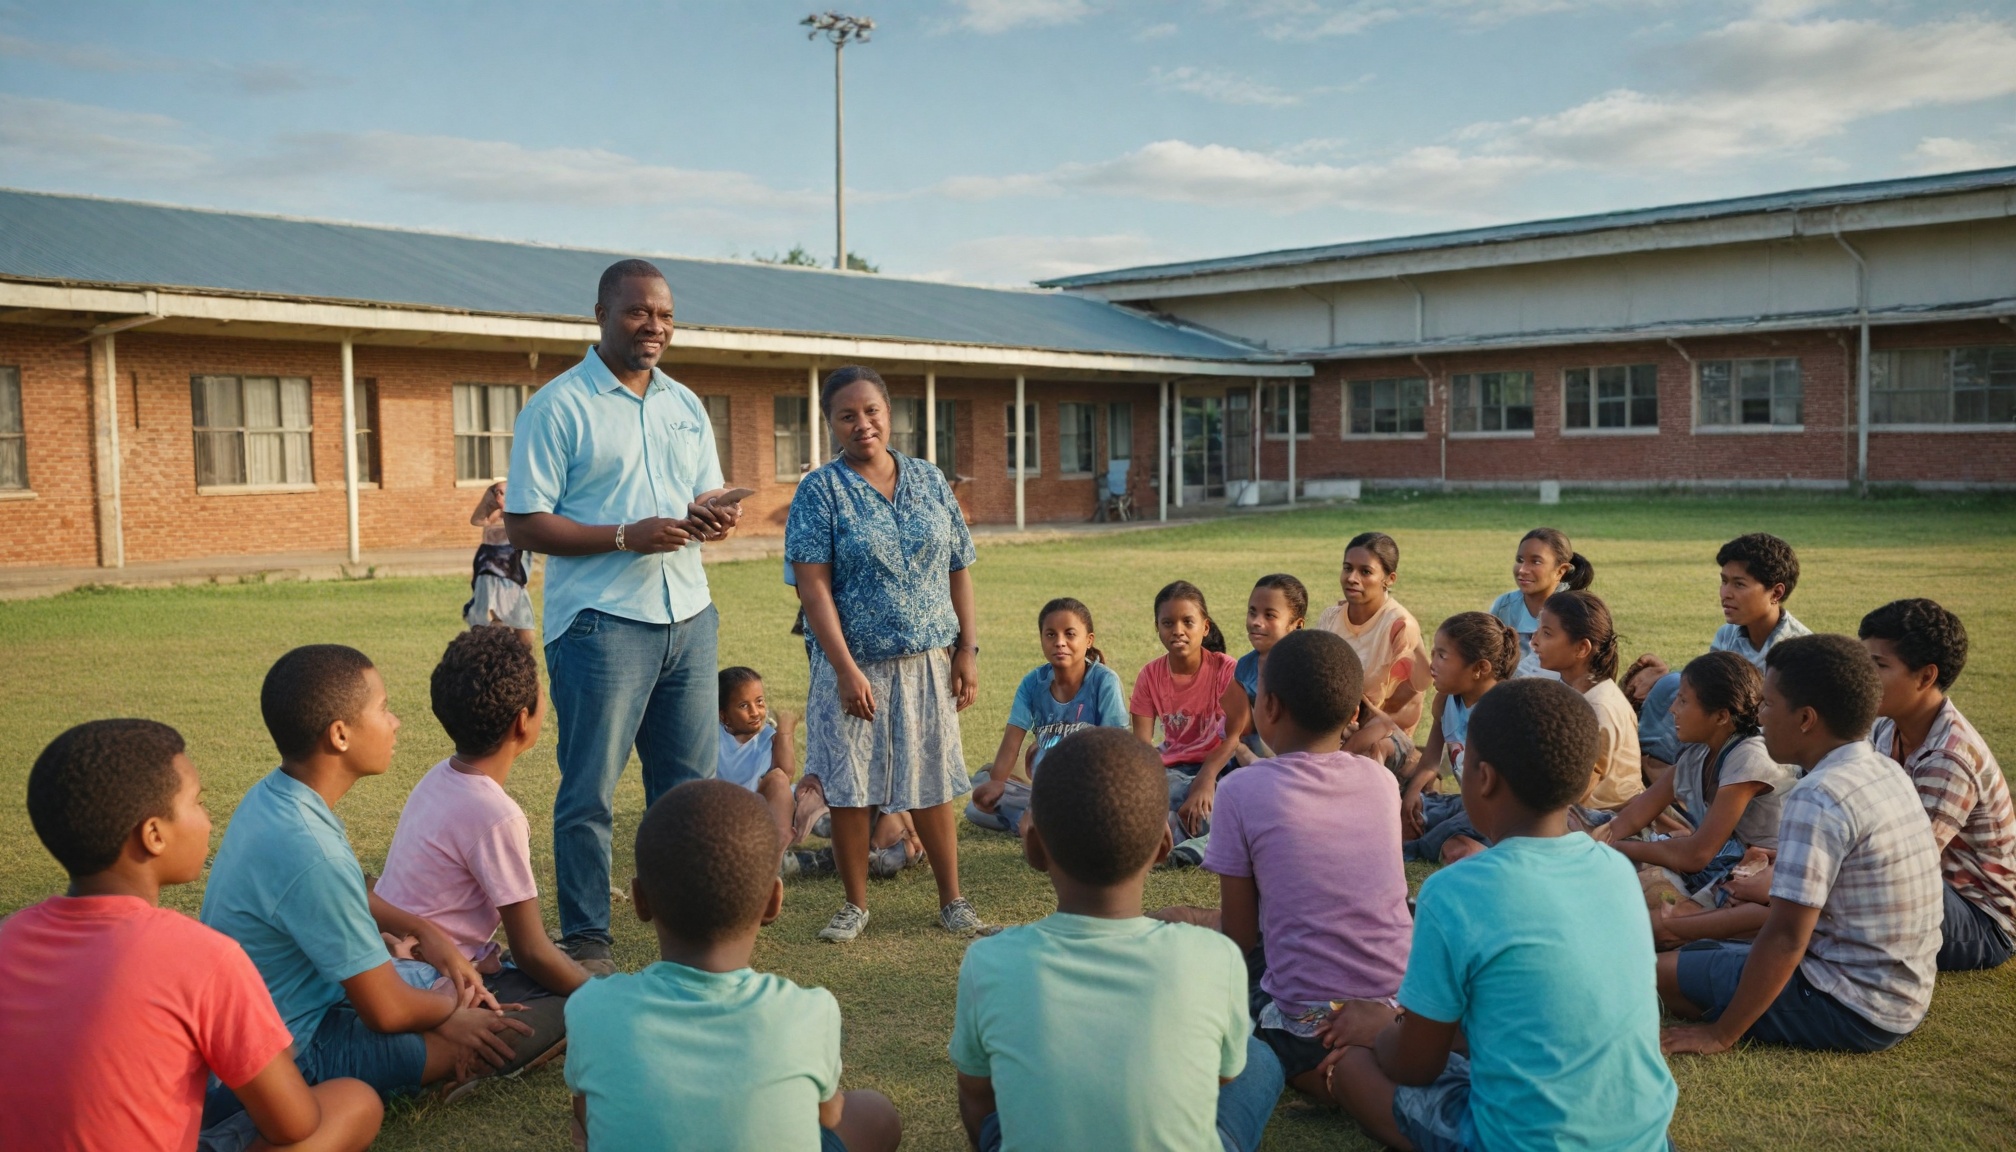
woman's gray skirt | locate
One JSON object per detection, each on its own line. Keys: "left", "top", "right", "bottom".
{"left": 806, "top": 646, "right": 969, "bottom": 812}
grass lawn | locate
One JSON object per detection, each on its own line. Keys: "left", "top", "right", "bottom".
{"left": 4, "top": 490, "right": 2016, "bottom": 1151}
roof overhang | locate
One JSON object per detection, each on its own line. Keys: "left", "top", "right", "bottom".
{"left": 0, "top": 278, "right": 1309, "bottom": 380}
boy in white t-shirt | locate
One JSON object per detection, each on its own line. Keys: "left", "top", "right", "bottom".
{"left": 375, "top": 626, "right": 591, "bottom": 1074}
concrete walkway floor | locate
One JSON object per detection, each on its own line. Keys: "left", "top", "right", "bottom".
{"left": 0, "top": 503, "right": 1314, "bottom": 602}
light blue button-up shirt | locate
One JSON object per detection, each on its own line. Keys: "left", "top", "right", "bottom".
{"left": 506, "top": 350, "right": 725, "bottom": 643}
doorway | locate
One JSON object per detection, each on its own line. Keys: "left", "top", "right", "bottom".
{"left": 1180, "top": 389, "right": 1254, "bottom": 503}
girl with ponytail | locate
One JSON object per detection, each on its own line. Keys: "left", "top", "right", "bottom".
{"left": 1591, "top": 651, "right": 1801, "bottom": 929}
{"left": 967, "top": 598, "right": 1130, "bottom": 834}
{"left": 1532, "top": 589, "right": 1645, "bottom": 816}
{"left": 1490, "top": 527, "right": 1595, "bottom": 678}
{"left": 1131, "top": 581, "right": 1250, "bottom": 843}
{"left": 1401, "top": 612, "right": 1522, "bottom": 864}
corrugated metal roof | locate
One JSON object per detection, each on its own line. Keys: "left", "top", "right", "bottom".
{"left": 0, "top": 188, "right": 1259, "bottom": 361}
{"left": 1042, "top": 166, "right": 2016, "bottom": 290}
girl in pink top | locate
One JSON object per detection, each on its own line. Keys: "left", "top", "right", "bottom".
{"left": 1129, "top": 580, "right": 1251, "bottom": 840}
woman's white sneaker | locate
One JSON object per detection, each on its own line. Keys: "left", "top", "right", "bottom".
{"left": 818, "top": 902, "right": 870, "bottom": 942}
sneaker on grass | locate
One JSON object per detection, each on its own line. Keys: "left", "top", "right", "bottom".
{"left": 1166, "top": 834, "right": 1208, "bottom": 869}
{"left": 440, "top": 992, "right": 569, "bottom": 1103}
{"left": 811, "top": 812, "right": 832, "bottom": 840}
{"left": 782, "top": 847, "right": 836, "bottom": 879}
{"left": 939, "top": 898, "right": 1000, "bottom": 937}
{"left": 557, "top": 937, "right": 618, "bottom": 978}
{"left": 818, "top": 902, "right": 870, "bottom": 943}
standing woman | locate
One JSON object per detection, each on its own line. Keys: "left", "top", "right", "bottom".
{"left": 787, "top": 366, "right": 993, "bottom": 942}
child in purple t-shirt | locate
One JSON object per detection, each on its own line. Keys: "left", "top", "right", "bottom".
{"left": 1199, "top": 629, "right": 1413, "bottom": 1099}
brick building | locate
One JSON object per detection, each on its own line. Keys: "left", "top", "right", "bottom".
{"left": 2, "top": 166, "right": 2012, "bottom": 573}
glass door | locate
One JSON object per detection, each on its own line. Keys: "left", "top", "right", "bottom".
{"left": 1180, "top": 394, "right": 1225, "bottom": 501}
{"left": 1225, "top": 391, "right": 1253, "bottom": 485}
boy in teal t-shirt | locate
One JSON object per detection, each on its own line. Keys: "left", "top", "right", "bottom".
{"left": 565, "top": 780, "right": 900, "bottom": 1152}
{"left": 1325, "top": 678, "right": 1677, "bottom": 1152}
{"left": 950, "top": 728, "right": 1285, "bottom": 1152}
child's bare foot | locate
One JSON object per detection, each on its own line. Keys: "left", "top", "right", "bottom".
{"left": 1440, "top": 835, "right": 1486, "bottom": 864}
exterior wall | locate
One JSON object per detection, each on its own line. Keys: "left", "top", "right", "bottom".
{"left": 0, "top": 325, "right": 1167, "bottom": 568}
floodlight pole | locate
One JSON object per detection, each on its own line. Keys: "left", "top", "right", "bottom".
{"left": 804, "top": 12, "right": 874, "bottom": 271}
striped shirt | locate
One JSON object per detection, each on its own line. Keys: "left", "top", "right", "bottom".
{"left": 1874, "top": 701, "right": 2016, "bottom": 937}
{"left": 1770, "top": 740, "right": 1942, "bottom": 1034}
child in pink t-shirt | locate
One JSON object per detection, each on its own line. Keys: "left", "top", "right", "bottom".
{"left": 0, "top": 720, "right": 381, "bottom": 1152}
{"left": 1129, "top": 580, "right": 1251, "bottom": 843}
{"left": 376, "top": 627, "right": 592, "bottom": 1037}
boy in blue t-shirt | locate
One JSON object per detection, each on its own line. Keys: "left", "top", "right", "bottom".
{"left": 1326, "top": 678, "right": 1677, "bottom": 1152}
{"left": 950, "top": 728, "right": 1284, "bottom": 1152}
{"left": 566, "top": 780, "right": 901, "bottom": 1152}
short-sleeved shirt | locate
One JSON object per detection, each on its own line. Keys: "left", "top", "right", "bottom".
{"left": 0, "top": 896, "right": 293, "bottom": 1152}
{"left": 1232, "top": 651, "right": 1266, "bottom": 752}
{"left": 719, "top": 723, "right": 779, "bottom": 792}
{"left": 1129, "top": 651, "right": 1237, "bottom": 766}
{"left": 1770, "top": 740, "right": 1943, "bottom": 1034}
{"left": 1439, "top": 693, "right": 1474, "bottom": 779}
{"left": 1401, "top": 834, "right": 1676, "bottom": 1152}
{"left": 1876, "top": 701, "right": 2016, "bottom": 936}
{"left": 1670, "top": 734, "right": 1798, "bottom": 851}
{"left": 1711, "top": 610, "right": 1811, "bottom": 670}
{"left": 1203, "top": 751, "right": 1411, "bottom": 1007}
{"left": 1582, "top": 679, "right": 1646, "bottom": 810}
{"left": 374, "top": 760, "right": 540, "bottom": 965}
{"left": 201, "top": 769, "right": 392, "bottom": 1048}
{"left": 505, "top": 350, "right": 726, "bottom": 643}
{"left": 1315, "top": 598, "right": 1422, "bottom": 709}
{"left": 565, "top": 962, "right": 841, "bottom": 1152}
{"left": 1487, "top": 590, "right": 1557, "bottom": 680}
{"left": 783, "top": 451, "right": 976, "bottom": 665}
{"left": 949, "top": 914, "right": 1248, "bottom": 1152}
{"left": 1004, "top": 661, "right": 1129, "bottom": 784}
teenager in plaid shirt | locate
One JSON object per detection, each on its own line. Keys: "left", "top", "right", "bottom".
{"left": 1861, "top": 599, "right": 2015, "bottom": 971}
{"left": 1659, "top": 635, "right": 1942, "bottom": 1055}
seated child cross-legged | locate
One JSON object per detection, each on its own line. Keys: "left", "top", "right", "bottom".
{"left": 565, "top": 780, "right": 901, "bottom": 1152}
{"left": 0, "top": 720, "right": 384, "bottom": 1152}
{"left": 1592, "top": 652, "right": 1797, "bottom": 927}
{"left": 1659, "top": 634, "right": 1944, "bottom": 1055}
{"left": 1231, "top": 574, "right": 1310, "bottom": 763}
{"left": 1130, "top": 581, "right": 1251, "bottom": 848}
{"left": 1401, "top": 613, "right": 1521, "bottom": 865}
{"left": 202, "top": 646, "right": 535, "bottom": 1118}
{"left": 952, "top": 728, "right": 1285, "bottom": 1152}
{"left": 372, "top": 628, "right": 589, "bottom": 1067}
{"left": 1200, "top": 630, "right": 1413, "bottom": 1099}
{"left": 1531, "top": 590, "right": 1644, "bottom": 825}
{"left": 1326, "top": 678, "right": 1678, "bottom": 1152}
{"left": 1861, "top": 599, "right": 2016, "bottom": 971}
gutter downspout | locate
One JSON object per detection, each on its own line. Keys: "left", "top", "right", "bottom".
{"left": 1297, "top": 285, "right": 1338, "bottom": 348}
{"left": 1831, "top": 211, "right": 1870, "bottom": 495}
{"left": 1412, "top": 354, "right": 1441, "bottom": 489}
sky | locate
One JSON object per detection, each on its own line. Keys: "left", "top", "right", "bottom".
{"left": 2, "top": 0, "right": 2013, "bottom": 286}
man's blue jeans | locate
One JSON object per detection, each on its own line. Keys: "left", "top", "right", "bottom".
{"left": 547, "top": 605, "right": 719, "bottom": 944}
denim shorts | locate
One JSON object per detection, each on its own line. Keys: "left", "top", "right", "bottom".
{"left": 1674, "top": 939, "right": 1911, "bottom": 1052}
{"left": 1939, "top": 882, "right": 2014, "bottom": 971}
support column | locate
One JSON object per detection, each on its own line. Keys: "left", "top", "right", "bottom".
{"left": 1158, "top": 380, "right": 1168, "bottom": 522}
{"left": 88, "top": 334, "right": 124, "bottom": 568}
{"left": 808, "top": 365, "right": 820, "bottom": 466}
{"left": 1014, "top": 374, "right": 1026, "bottom": 532}
{"left": 1287, "top": 377, "right": 1297, "bottom": 507}
{"left": 1252, "top": 378, "right": 1263, "bottom": 496}
{"left": 341, "top": 339, "right": 360, "bottom": 564}
{"left": 924, "top": 370, "right": 937, "bottom": 466}
{"left": 1172, "top": 379, "right": 1184, "bottom": 508}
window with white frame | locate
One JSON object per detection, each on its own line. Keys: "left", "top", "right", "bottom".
{"left": 1450, "top": 371, "right": 1534, "bottom": 434}
{"left": 1004, "top": 401, "right": 1041, "bottom": 474}
{"left": 889, "top": 396, "right": 925, "bottom": 458}
{"left": 453, "top": 383, "right": 526, "bottom": 482}
{"left": 1059, "top": 402, "right": 1095, "bottom": 474}
{"left": 349, "top": 378, "right": 380, "bottom": 485}
{"left": 702, "top": 395, "right": 732, "bottom": 478}
{"left": 1871, "top": 346, "right": 2016, "bottom": 426}
{"left": 1698, "top": 358, "right": 1800, "bottom": 429}
{"left": 1106, "top": 402, "right": 1132, "bottom": 462}
{"left": 0, "top": 366, "right": 25, "bottom": 490}
{"left": 1264, "top": 382, "right": 1311, "bottom": 438}
{"left": 774, "top": 395, "right": 812, "bottom": 479}
{"left": 193, "top": 374, "right": 314, "bottom": 489}
{"left": 1564, "top": 364, "right": 1658, "bottom": 431}
{"left": 1347, "top": 377, "right": 1427, "bottom": 436}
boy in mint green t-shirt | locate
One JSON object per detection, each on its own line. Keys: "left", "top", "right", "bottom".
{"left": 950, "top": 728, "right": 1285, "bottom": 1152}
{"left": 1325, "top": 678, "right": 1676, "bottom": 1152}
{"left": 564, "top": 781, "right": 900, "bottom": 1152}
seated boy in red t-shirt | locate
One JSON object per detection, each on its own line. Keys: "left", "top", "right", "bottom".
{"left": 0, "top": 719, "right": 383, "bottom": 1152}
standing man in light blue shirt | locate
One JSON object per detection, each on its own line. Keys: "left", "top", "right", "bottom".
{"left": 505, "top": 259, "right": 742, "bottom": 969}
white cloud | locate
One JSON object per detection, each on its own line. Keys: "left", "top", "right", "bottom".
{"left": 917, "top": 232, "right": 1171, "bottom": 284}
{"left": 1151, "top": 66, "right": 1301, "bottom": 107}
{"left": 1249, "top": 0, "right": 1659, "bottom": 40}
{"left": 0, "top": 94, "right": 211, "bottom": 180}
{"left": 1909, "top": 136, "right": 2016, "bottom": 173}
{"left": 0, "top": 32, "right": 341, "bottom": 94}
{"left": 952, "top": 0, "right": 1092, "bottom": 34}
{"left": 1134, "top": 21, "right": 1180, "bottom": 40}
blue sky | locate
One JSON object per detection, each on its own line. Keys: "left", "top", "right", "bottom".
{"left": 3, "top": 0, "right": 2013, "bottom": 284}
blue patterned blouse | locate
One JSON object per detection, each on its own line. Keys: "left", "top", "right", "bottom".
{"left": 784, "top": 451, "right": 976, "bottom": 664}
